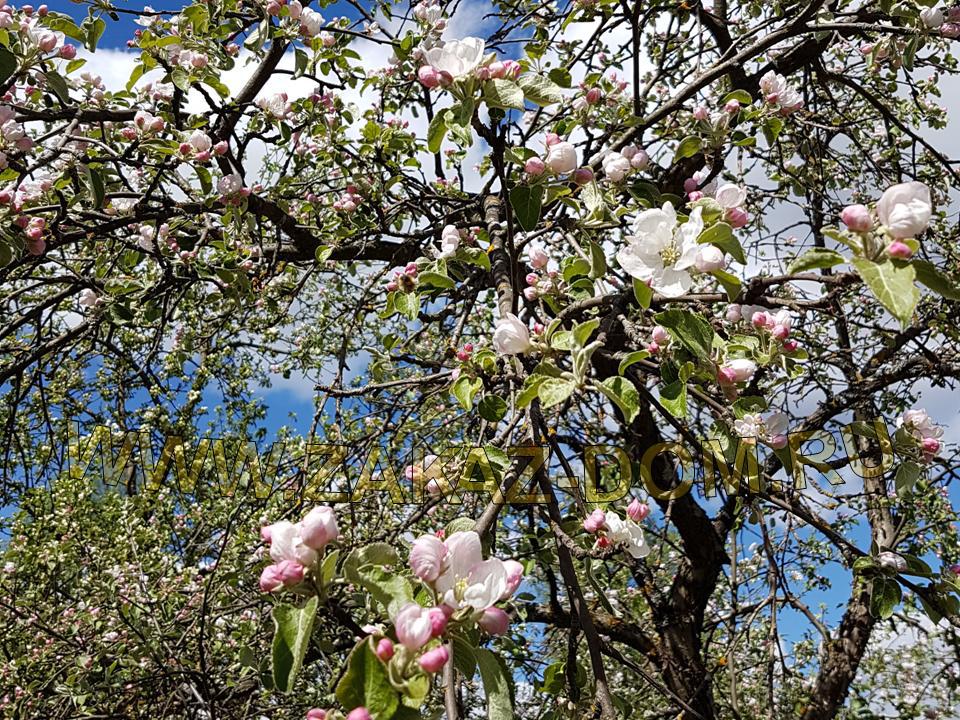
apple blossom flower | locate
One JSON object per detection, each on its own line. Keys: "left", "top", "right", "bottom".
{"left": 627, "top": 498, "right": 649, "bottom": 522}
{"left": 583, "top": 508, "right": 607, "bottom": 533}
{"left": 527, "top": 243, "right": 548, "bottom": 269}
{"left": 257, "top": 93, "right": 292, "bottom": 119}
{"left": 79, "top": 288, "right": 99, "bottom": 308}
{"left": 715, "top": 184, "right": 747, "bottom": 210}
{"left": 840, "top": 204, "right": 872, "bottom": 232}
{"left": 418, "top": 645, "right": 450, "bottom": 673}
{"left": 268, "top": 520, "right": 319, "bottom": 567}
{"left": 437, "top": 224, "right": 460, "bottom": 258}
{"left": 435, "top": 531, "right": 507, "bottom": 610}
{"left": 878, "top": 551, "right": 907, "bottom": 572}
{"left": 718, "top": 358, "right": 757, "bottom": 384}
{"left": 478, "top": 607, "right": 510, "bottom": 635}
{"left": 424, "top": 37, "right": 485, "bottom": 80}
{"left": 759, "top": 70, "right": 803, "bottom": 112}
{"left": 602, "top": 151, "right": 632, "bottom": 182}
{"left": 394, "top": 603, "right": 434, "bottom": 650}
{"left": 410, "top": 534, "right": 447, "bottom": 582}
{"left": 921, "top": 7, "right": 944, "bottom": 28}
{"left": 897, "top": 408, "right": 944, "bottom": 442}
{"left": 300, "top": 506, "right": 339, "bottom": 549}
{"left": 694, "top": 244, "right": 725, "bottom": 272}
{"left": 218, "top": 173, "right": 244, "bottom": 196}
{"left": 299, "top": 8, "right": 324, "bottom": 37}
{"left": 603, "top": 510, "right": 650, "bottom": 558}
{"left": 876, "top": 181, "right": 931, "bottom": 238}
{"left": 617, "top": 203, "right": 704, "bottom": 297}
{"left": 545, "top": 141, "right": 578, "bottom": 174}
{"left": 493, "top": 313, "right": 531, "bottom": 355}
{"left": 733, "top": 412, "right": 788, "bottom": 448}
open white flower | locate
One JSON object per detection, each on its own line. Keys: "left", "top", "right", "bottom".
{"left": 424, "top": 37, "right": 485, "bottom": 79}
{"left": 493, "top": 313, "right": 531, "bottom": 355}
{"left": 877, "top": 181, "right": 931, "bottom": 239}
{"left": 617, "top": 203, "right": 704, "bottom": 297}
{"left": 604, "top": 511, "right": 650, "bottom": 559}
{"left": 435, "top": 531, "right": 507, "bottom": 610}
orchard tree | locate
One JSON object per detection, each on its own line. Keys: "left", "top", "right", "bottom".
{"left": 2, "top": 0, "right": 960, "bottom": 718}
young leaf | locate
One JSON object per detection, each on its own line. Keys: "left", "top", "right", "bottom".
{"left": 598, "top": 376, "right": 640, "bottom": 423}
{"left": 788, "top": 248, "right": 846, "bottom": 274}
{"left": 517, "top": 74, "right": 564, "bottom": 105}
{"left": 427, "top": 109, "right": 451, "bottom": 153}
{"left": 271, "top": 595, "right": 318, "bottom": 692}
{"left": 476, "top": 648, "right": 513, "bottom": 720}
{"left": 632, "top": 278, "right": 652, "bottom": 308}
{"left": 537, "top": 377, "right": 576, "bottom": 408}
{"left": 912, "top": 259, "right": 960, "bottom": 300}
{"left": 654, "top": 309, "right": 716, "bottom": 360}
{"left": 483, "top": 79, "right": 525, "bottom": 110}
{"left": 335, "top": 637, "right": 401, "bottom": 719}
{"left": 851, "top": 257, "right": 919, "bottom": 328}
{"left": 674, "top": 135, "right": 702, "bottom": 161}
{"left": 509, "top": 185, "right": 544, "bottom": 231}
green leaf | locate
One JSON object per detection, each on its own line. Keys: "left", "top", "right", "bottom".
{"left": 427, "top": 109, "right": 451, "bottom": 153}
{"left": 336, "top": 637, "right": 401, "bottom": 719}
{"left": 517, "top": 74, "right": 564, "bottom": 105}
{"left": 588, "top": 241, "right": 607, "bottom": 279}
{"left": 509, "top": 185, "right": 544, "bottom": 232}
{"left": 418, "top": 271, "right": 455, "bottom": 290}
{"left": 659, "top": 380, "right": 687, "bottom": 418}
{"left": 0, "top": 46, "right": 17, "bottom": 84}
{"left": 483, "top": 79, "right": 525, "bottom": 110}
{"left": 762, "top": 117, "right": 784, "bottom": 145}
{"left": 654, "top": 309, "right": 716, "bottom": 360}
{"left": 85, "top": 17, "right": 106, "bottom": 51}
{"left": 537, "top": 377, "right": 576, "bottom": 408}
{"left": 632, "top": 278, "right": 652, "bottom": 308}
{"left": 45, "top": 71, "right": 71, "bottom": 103}
{"left": 894, "top": 460, "right": 923, "bottom": 496}
{"left": 271, "top": 596, "right": 318, "bottom": 692}
{"left": 395, "top": 292, "right": 420, "bottom": 320}
{"left": 617, "top": 350, "right": 649, "bottom": 375}
{"left": 721, "top": 89, "right": 753, "bottom": 106}
{"left": 912, "top": 259, "right": 960, "bottom": 300}
{"left": 697, "top": 222, "right": 746, "bottom": 265}
{"left": 478, "top": 394, "right": 508, "bottom": 422}
{"left": 869, "top": 577, "right": 902, "bottom": 619}
{"left": 598, "top": 377, "right": 640, "bottom": 423}
{"left": 516, "top": 374, "right": 547, "bottom": 408}
{"left": 573, "top": 319, "right": 600, "bottom": 347}
{"left": 674, "top": 135, "right": 702, "bottom": 161}
{"left": 712, "top": 269, "right": 742, "bottom": 301}
{"left": 788, "top": 248, "right": 846, "bottom": 274}
{"left": 548, "top": 67, "right": 572, "bottom": 88}
{"left": 81, "top": 164, "right": 106, "bottom": 209}
{"left": 452, "top": 376, "right": 482, "bottom": 411}
{"left": 342, "top": 545, "right": 414, "bottom": 619}
{"left": 476, "top": 648, "right": 513, "bottom": 720}
{"left": 851, "top": 257, "right": 919, "bottom": 328}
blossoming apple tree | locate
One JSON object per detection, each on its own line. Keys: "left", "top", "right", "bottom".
{"left": 2, "top": 0, "right": 960, "bottom": 718}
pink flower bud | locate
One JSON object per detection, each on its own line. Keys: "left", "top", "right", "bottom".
{"left": 524, "top": 157, "right": 546, "bottom": 176}
{"left": 751, "top": 311, "right": 770, "bottom": 328}
{"left": 418, "top": 65, "right": 441, "bottom": 89}
{"left": 277, "top": 560, "right": 305, "bottom": 586}
{"left": 783, "top": 340, "right": 799, "bottom": 352}
{"left": 683, "top": 177, "right": 699, "bottom": 193}
{"left": 583, "top": 508, "right": 607, "bottom": 534}
{"left": 260, "top": 525, "right": 273, "bottom": 543}
{"left": 375, "top": 638, "right": 395, "bottom": 662}
{"left": 585, "top": 87, "right": 601, "bottom": 104}
{"left": 300, "top": 506, "right": 339, "bottom": 549}
{"left": 533, "top": 322, "right": 545, "bottom": 334}
{"left": 503, "top": 60, "right": 521, "bottom": 78}
{"left": 488, "top": 60, "right": 506, "bottom": 79}
{"left": 478, "top": 607, "right": 510, "bottom": 635}
{"left": 259, "top": 564, "right": 285, "bottom": 592}
{"left": 410, "top": 535, "right": 447, "bottom": 583}
{"left": 726, "top": 207, "right": 749, "bottom": 228}
{"left": 840, "top": 204, "right": 872, "bottom": 232}
{"left": 418, "top": 645, "right": 449, "bottom": 673}
{"left": 941, "top": 22, "right": 960, "bottom": 38}
{"left": 545, "top": 132, "right": 561, "bottom": 147}
{"left": 502, "top": 559, "right": 524, "bottom": 597}
{"left": 26, "top": 237, "right": 45, "bottom": 255}
{"left": 179, "top": 142, "right": 192, "bottom": 155}
{"left": 428, "top": 606, "right": 448, "bottom": 637}
{"left": 718, "top": 367, "right": 737, "bottom": 384}
{"left": 405, "top": 261, "right": 419, "bottom": 277}
{"left": 725, "top": 304, "right": 742, "bottom": 322}
{"left": 306, "top": 710, "right": 327, "bottom": 720}
{"left": 572, "top": 167, "right": 594, "bottom": 185}
{"left": 630, "top": 149, "right": 649, "bottom": 170}
{"left": 386, "top": 280, "right": 398, "bottom": 292}
{"left": 768, "top": 434, "right": 788, "bottom": 450}
{"left": 456, "top": 349, "right": 470, "bottom": 361}
{"left": 695, "top": 245, "right": 725, "bottom": 272}
{"left": 693, "top": 105, "right": 709, "bottom": 121}
{"left": 651, "top": 325, "right": 669, "bottom": 344}
{"left": 626, "top": 498, "right": 649, "bottom": 522}
{"left": 59, "top": 44, "right": 76, "bottom": 59}
{"left": 922, "top": 437, "right": 941, "bottom": 454}
{"left": 886, "top": 240, "right": 913, "bottom": 259}
{"left": 213, "top": 141, "right": 228, "bottom": 155}
{"left": 771, "top": 324, "right": 790, "bottom": 341}
{"left": 525, "top": 272, "right": 538, "bottom": 286}
{"left": 724, "top": 99, "right": 740, "bottom": 114}
{"left": 346, "top": 709, "right": 372, "bottom": 720}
